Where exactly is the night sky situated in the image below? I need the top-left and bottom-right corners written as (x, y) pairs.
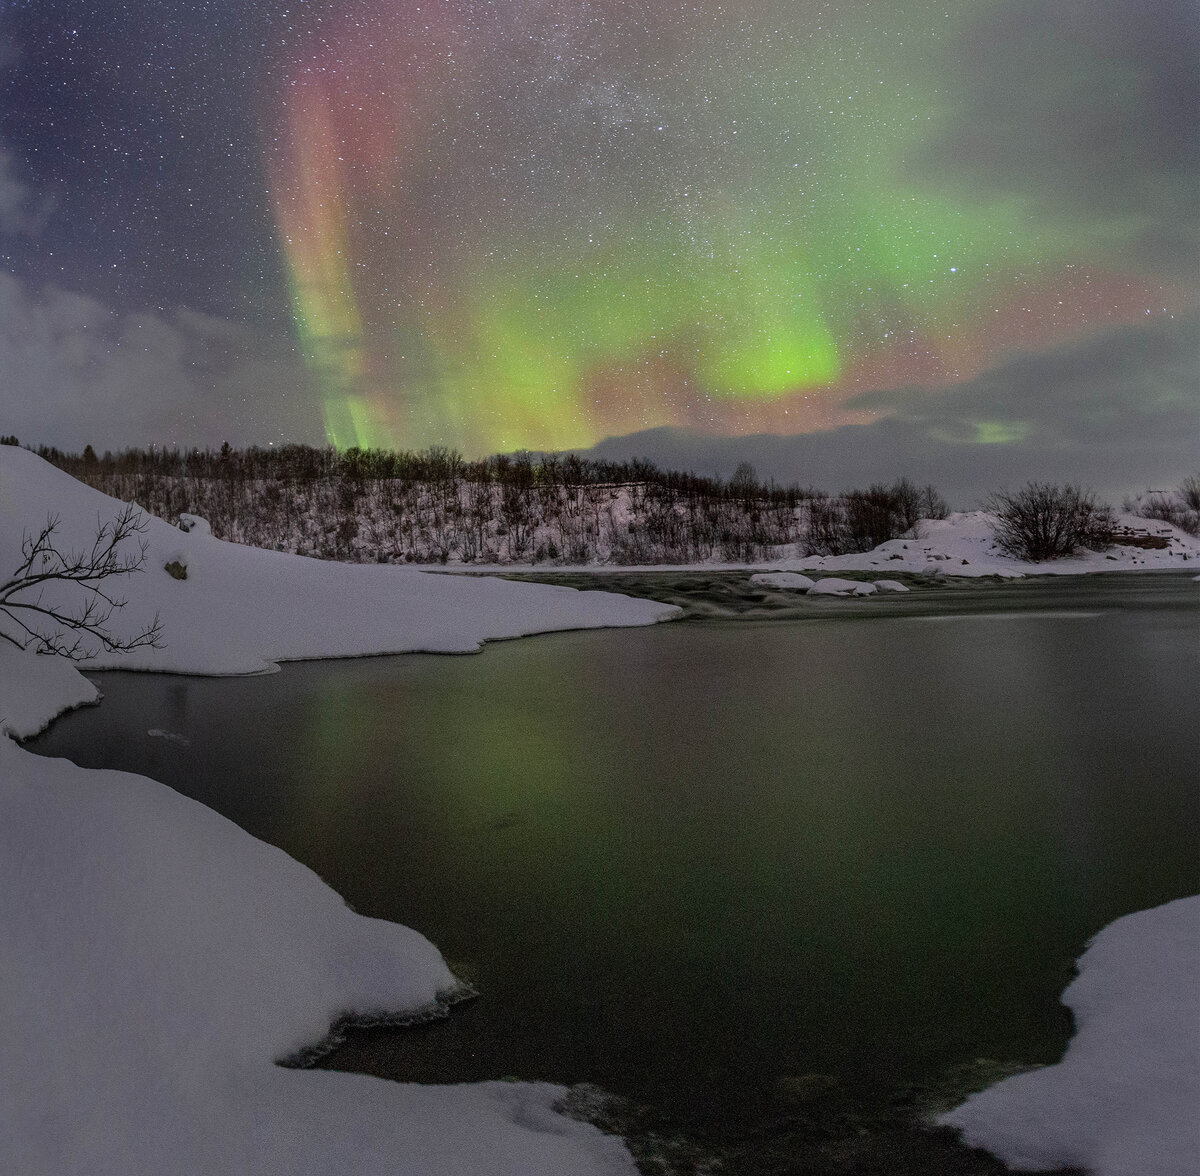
top-left (1, 0), bottom-right (1196, 489)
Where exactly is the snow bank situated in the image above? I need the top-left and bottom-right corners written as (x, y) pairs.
top-left (773, 510), bottom-right (1200, 579)
top-left (749, 571), bottom-right (815, 590)
top-left (871, 579), bottom-right (909, 593)
top-left (0, 641), bottom-right (101, 740)
top-left (0, 736), bottom-right (636, 1176)
top-left (939, 896), bottom-right (1200, 1176)
top-left (0, 447), bottom-right (678, 675)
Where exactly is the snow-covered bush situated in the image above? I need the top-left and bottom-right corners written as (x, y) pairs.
top-left (985, 483), bottom-right (1115, 561)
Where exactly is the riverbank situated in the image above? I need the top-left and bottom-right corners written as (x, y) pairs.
top-left (480, 566), bottom-right (1200, 622)
top-left (411, 506), bottom-right (1200, 580)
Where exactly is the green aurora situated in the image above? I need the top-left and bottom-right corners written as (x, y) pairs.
top-left (267, 0), bottom-right (1186, 453)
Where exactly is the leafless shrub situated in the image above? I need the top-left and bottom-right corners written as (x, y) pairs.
top-left (1131, 474), bottom-right (1200, 537)
top-left (986, 483), bottom-right (1115, 561)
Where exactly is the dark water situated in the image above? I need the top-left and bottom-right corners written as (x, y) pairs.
top-left (29, 573), bottom-right (1200, 1159)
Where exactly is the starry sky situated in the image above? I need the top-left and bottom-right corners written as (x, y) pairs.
top-left (0, 0), bottom-right (1196, 488)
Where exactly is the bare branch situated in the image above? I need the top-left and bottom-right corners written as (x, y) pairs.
top-left (1, 507), bottom-right (165, 660)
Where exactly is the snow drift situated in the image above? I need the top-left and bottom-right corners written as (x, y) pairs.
top-left (0, 734), bottom-right (637, 1176)
top-left (939, 896), bottom-right (1200, 1176)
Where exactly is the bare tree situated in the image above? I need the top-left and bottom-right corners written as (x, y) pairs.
top-left (1181, 474), bottom-right (1200, 515)
top-left (918, 483), bottom-right (950, 521)
top-left (1, 505), bottom-right (163, 660)
top-left (986, 483), bottom-right (1114, 561)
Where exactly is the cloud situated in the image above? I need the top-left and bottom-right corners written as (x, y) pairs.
top-left (0, 275), bottom-right (324, 451)
top-left (578, 316), bottom-right (1200, 505)
top-left (918, 0), bottom-right (1200, 274)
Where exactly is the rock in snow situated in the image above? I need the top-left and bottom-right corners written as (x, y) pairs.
top-left (177, 512), bottom-right (211, 535)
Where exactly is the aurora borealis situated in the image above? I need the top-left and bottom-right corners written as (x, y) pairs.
top-left (263, 0), bottom-right (1191, 452)
top-left (1, 0), bottom-right (1196, 468)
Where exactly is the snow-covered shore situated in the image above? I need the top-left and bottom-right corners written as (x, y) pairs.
top-left (939, 896), bottom-right (1200, 1176)
top-left (0, 729), bottom-right (640, 1176)
top-left (0, 446), bottom-right (679, 676)
top-left (775, 510), bottom-right (1200, 578)
top-left (0, 448), bottom-right (678, 1175)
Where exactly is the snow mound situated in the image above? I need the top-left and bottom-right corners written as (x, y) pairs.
top-left (872, 580), bottom-right (910, 593)
top-left (808, 577), bottom-right (876, 596)
top-left (938, 896), bottom-right (1200, 1176)
top-left (0, 735), bottom-right (636, 1176)
top-left (749, 571), bottom-right (816, 590)
top-left (0, 447), bottom-right (678, 675)
top-left (773, 510), bottom-right (1200, 578)
top-left (0, 642), bottom-right (101, 740)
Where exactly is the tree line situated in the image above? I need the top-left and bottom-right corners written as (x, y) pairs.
top-left (22, 440), bottom-right (950, 565)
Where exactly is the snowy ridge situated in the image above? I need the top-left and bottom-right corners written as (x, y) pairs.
top-left (0, 446), bottom-right (679, 677)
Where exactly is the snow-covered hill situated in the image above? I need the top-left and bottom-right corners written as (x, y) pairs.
top-left (0, 446), bottom-right (678, 677)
